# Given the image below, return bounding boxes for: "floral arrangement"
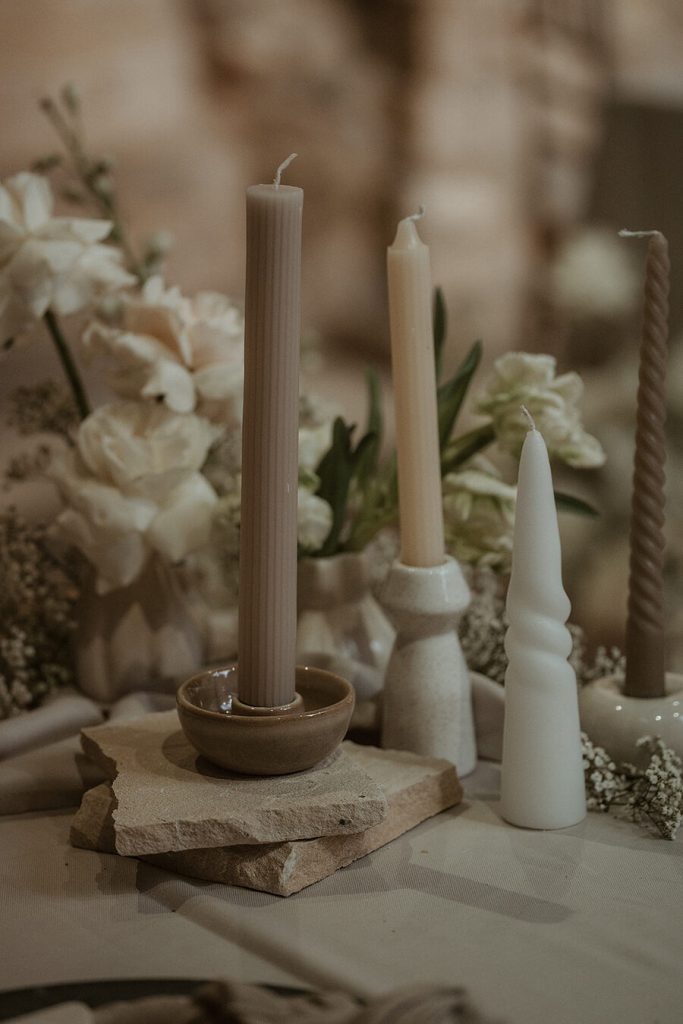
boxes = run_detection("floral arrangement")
[2,87,605,578]
[1,86,604,713]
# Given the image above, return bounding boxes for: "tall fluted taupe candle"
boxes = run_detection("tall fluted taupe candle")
[238,158,303,708]
[620,230,669,700]
[387,211,445,567]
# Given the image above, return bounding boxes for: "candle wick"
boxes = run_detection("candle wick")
[619,228,661,240]
[521,405,536,431]
[274,153,298,189]
[407,205,426,222]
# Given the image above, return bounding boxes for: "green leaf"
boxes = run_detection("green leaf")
[433,286,447,382]
[314,418,378,557]
[437,340,482,451]
[315,418,355,557]
[441,423,495,475]
[355,367,382,487]
[554,491,599,517]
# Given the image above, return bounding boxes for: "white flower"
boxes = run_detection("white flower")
[477,352,606,469]
[299,421,333,475]
[83,275,244,422]
[442,459,516,570]
[0,172,134,340]
[50,401,220,592]
[297,487,333,552]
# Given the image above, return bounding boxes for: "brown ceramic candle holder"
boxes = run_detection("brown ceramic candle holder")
[176,664,354,775]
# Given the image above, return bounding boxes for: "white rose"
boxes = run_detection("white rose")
[477,352,606,469]
[0,171,135,340]
[83,275,244,422]
[51,401,220,592]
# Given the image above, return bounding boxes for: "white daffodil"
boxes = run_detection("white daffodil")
[477,352,605,469]
[0,171,134,340]
[442,460,516,570]
[83,275,244,423]
[50,401,221,592]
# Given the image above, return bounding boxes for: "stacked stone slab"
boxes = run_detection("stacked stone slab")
[72,711,462,896]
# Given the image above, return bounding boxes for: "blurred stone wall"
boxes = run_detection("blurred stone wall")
[0,0,614,369]
[1,0,683,655]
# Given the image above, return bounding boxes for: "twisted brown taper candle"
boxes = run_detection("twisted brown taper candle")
[621,230,669,699]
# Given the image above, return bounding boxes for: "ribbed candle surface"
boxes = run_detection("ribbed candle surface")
[501,428,586,829]
[624,232,669,699]
[238,183,303,707]
[387,217,445,567]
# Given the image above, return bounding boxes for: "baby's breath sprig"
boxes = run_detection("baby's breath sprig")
[620,737,683,840]
[7,381,79,442]
[0,509,79,719]
[582,732,683,840]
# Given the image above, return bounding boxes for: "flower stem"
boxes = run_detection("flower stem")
[40,94,147,282]
[44,310,91,421]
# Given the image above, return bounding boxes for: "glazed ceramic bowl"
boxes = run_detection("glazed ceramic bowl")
[176,664,354,775]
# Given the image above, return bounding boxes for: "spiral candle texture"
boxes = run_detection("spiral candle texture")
[500,427,586,830]
[624,231,669,699]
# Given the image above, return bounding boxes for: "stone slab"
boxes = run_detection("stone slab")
[80,712,388,856]
[71,741,462,896]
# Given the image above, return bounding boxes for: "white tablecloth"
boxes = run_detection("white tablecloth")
[1,761,680,1024]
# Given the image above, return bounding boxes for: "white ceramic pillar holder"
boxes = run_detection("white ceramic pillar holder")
[379,556,476,776]
[578,672,683,764]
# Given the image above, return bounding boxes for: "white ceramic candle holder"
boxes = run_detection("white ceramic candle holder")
[379,556,476,776]
[578,672,683,764]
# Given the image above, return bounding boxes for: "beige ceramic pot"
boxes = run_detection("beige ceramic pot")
[177,664,354,775]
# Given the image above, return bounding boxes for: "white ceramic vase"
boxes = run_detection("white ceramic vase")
[379,556,477,776]
[74,556,204,703]
[578,672,683,764]
[296,551,394,701]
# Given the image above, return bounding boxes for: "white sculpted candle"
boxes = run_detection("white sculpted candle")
[387,212,445,567]
[500,412,586,829]
[238,156,302,708]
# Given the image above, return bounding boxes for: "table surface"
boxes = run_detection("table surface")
[1,759,681,1024]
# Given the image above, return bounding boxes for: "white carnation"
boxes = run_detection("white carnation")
[83,275,244,422]
[50,401,221,592]
[0,171,134,340]
[477,352,605,469]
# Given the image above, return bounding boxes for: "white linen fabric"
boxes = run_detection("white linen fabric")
[0,762,680,1024]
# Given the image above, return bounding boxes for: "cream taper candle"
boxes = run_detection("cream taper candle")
[500,411,586,830]
[238,156,302,708]
[387,212,445,567]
